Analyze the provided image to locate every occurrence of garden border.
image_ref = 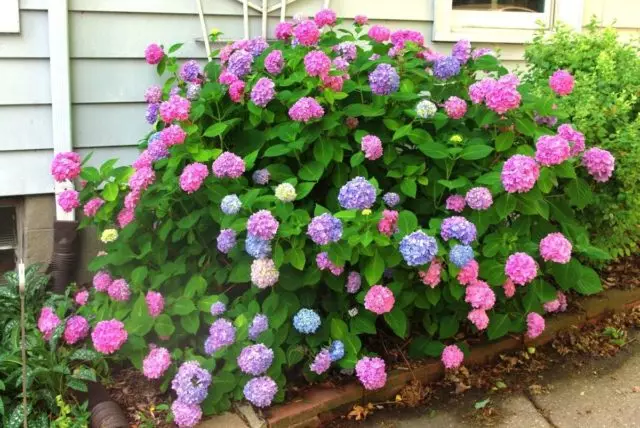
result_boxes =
[261,287,640,428]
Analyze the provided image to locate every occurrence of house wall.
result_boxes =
[0,0,638,281]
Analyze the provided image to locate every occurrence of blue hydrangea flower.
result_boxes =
[171,361,211,405]
[245,234,272,259]
[449,244,475,267]
[440,216,477,245]
[179,60,201,83]
[329,340,345,362]
[243,376,277,408]
[399,231,438,266]
[368,63,400,95]
[433,56,461,80]
[382,192,400,207]
[338,176,376,210]
[220,194,242,215]
[293,308,321,334]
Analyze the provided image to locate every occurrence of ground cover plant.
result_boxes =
[524,20,640,258]
[47,9,615,427]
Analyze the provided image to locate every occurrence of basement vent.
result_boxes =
[0,206,17,251]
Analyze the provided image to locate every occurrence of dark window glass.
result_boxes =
[452,0,545,12]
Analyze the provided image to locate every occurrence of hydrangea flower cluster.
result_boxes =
[441,345,464,369]
[293,308,321,334]
[465,280,496,310]
[338,177,376,210]
[238,344,274,375]
[445,195,466,212]
[288,97,325,122]
[250,258,279,288]
[58,190,80,213]
[364,285,395,315]
[377,209,399,237]
[51,152,81,182]
[143,346,171,379]
[74,290,89,306]
[212,152,245,178]
[505,253,538,285]
[433,56,461,80]
[469,74,521,114]
[205,319,236,354]
[264,50,284,75]
[172,361,211,406]
[355,356,387,390]
[400,231,438,266]
[243,376,278,408]
[220,194,242,215]
[449,244,475,268]
[210,301,226,317]
[535,135,570,166]
[38,307,60,340]
[307,213,343,245]
[440,216,476,245]
[539,233,572,264]
[249,314,269,340]
[346,271,362,294]
[217,228,237,254]
[549,69,574,96]
[250,77,276,107]
[444,96,467,119]
[369,63,400,95]
[501,155,540,193]
[465,187,493,210]
[179,163,209,193]
[108,279,131,302]
[310,349,332,375]
[361,134,383,160]
[145,291,164,317]
[526,312,546,339]
[382,192,400,207]
[92,320,128,354]
[275,183,297,202]
[419,259,442,288]
[247,210,279,240]
[245,235,272,259]
[416,99,437,119]
[543,291,568,313]
[582,147,615,182]
[368,25,391,43]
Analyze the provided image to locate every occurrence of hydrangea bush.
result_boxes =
[51,10,614,426]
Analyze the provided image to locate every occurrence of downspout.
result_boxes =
[48,2,127,426]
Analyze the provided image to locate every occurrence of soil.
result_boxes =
[601,254,640,290]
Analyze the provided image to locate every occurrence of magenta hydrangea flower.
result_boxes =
[457,260,479,285]
[294,20,320,46]
[314,8,336,27]
[83,197,104,217]
[212,152,245,178]
[219,70,238,85]
[63,315,89,345]
[557,124,585,156]
[316,252,344,276]
[467,309,489,331]
[465,187,493,210]
[485,79,521,114]
[505,252,537,285]
[117,208,135,229]
[161,124,187,146]
[244,376,278,408]
[441,344,464,369]
[143,346,171,379]
[93,271,112,292]
[346,271,362,294]
[251,258,279,288]
[549,69,574,96]
[146,291,165,317]
[304,50,331,77]
[229,80,246,103]
[128,167,156,192]
[503,278,516,298]
[543,291,568,313]
[264,50,284,75]
[444,96,467,119]
[307,213,343,245]
[539,233,572,264]
[446,195,466,212]
[57,190,79,213]
[275,22,293,40]
[310,349,332,375]
[419,259,442,288]
[465,280,496,310]
[368,25,390,43]
[171,401,202,428]
[144,43,164,64]
[108,279,131,302]
[526,312,545,339]
[364,285,395,315]
[179,163,209,193]
[250,77,276,107]
[355,356,387,390]
[74,290,89,306]
[51,152,81,182]
[92,319,128,354]
[237,344,274,375]
[354,14,368,25]
[377,209,399,237]
[535,135,571,166]
[471,48,494,59]
[144,85,162,103]
[582,147,615,182]
[289,97,324,122]
[38,307,61,340]
[361,135,383,160]
[468,78,495,104]
[159,95,190,123]
[390,29,424,48]
[132,150,153,170]
[247,210,279,240]
[501,155,540,193]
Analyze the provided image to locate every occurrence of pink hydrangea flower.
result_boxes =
[264,50,284,75]
[321,74,344,91]
[128,167,156,191]
[143,346,171,379]
[247,210,279,240]
[108,279,131,302]
[549,69,574,96]
[535,135,571,166]
[558,124,585,156]
[364,285,395,315]
[74,290,89,306]
[457,260,479,285]
[64,315,90,345]
[51,152,81,182]
[539,233,572,264]
[229,81,246,103]
[212,152,245,178]
[468,309,489,330]
[446,195,466,212]
[38,307,61,340]
[465,187,493,210]
[316,252,344,276]
[93,271,112,292]
[145,43,164,64]
[92,320,128,354]
[57,190,79,213]
[275,22,294,40]
[361,134,383,160]
[505,252,537,285]
[501,155,540,193]
[144,85,162,103]
[465,280,496,310]
[218,70,238,85]
[419,259,442,288]
[83,197,105,217]
[444,96,467,119]
[294,20,320,46]
[368,25,391,43]
[314,8,337,27]
[354,15,368,25]
[132,150,153,170]
[485,79,521,114]
[377,209,398,237]
[543,291,568,313]
[304,50,331,77]
[441,344,464,369]
[124,190,141,210]
[161,124,187,146]
[159,95,190,123]
[355,356,387,390]
[117,208,135,228]
[390,30,424,49]
[503,278,516,298]
[468,78,496,104]
[582,147,615,182]
[526,312,545,339]
[251,77,276,107]
[346,117,359,129]
[146,291,165,317]
[289,97,324,123]
[180,163,209,193]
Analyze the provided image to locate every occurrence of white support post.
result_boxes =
[48,0,75,221]
[323,0,330,9]
[280,0,286,22]
[243,0,249,39]
[262,0,268,38]
[195,0,212,61]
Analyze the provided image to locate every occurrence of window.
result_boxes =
[0,204,19,274]
[433,0,583,43]
[0,0,20,33]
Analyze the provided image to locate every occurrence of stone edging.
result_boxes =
[262,287,640,428]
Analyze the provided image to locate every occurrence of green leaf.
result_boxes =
[102,182,119,202]
[296,182,315,199]
[72,367,97,382]
[438,315,459,339]
[495,131,514,152]
[495,194,516,220]
[460,144,494,160]
[400,178,417,198]
[364,251,385,286]
[531,279,558,303]
[70,349,100,361]
[66,378,88,392]
[330,318,349,339]
[184,275,207,298]
[171,298,196,315]
[487,313,510,340]
[384,308,408,338]
[515,117,536,137]
[204,122,227,138]
[397,211,418,236]
[392,124,413,141]
[298,161,324,181]
[181,312,201,334]
[417,141,449,159]
[537,168,557,193]
[480,259,506,286]
[264,144,291,157]
[350,312,377,335]
[313,139,334,166]
[213,372,236,393]
[126,294,153,335]
[80,166,101,182]
[566,178,594,209]
[286,345,305,366]
[350,151,365,167]
[288,248,306,270]
[229,262,250,283]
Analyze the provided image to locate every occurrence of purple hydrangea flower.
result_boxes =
[369,63,400,95]
[147,134,169,160]
[307,213,343,245]
[171,361,212,405]
[264,50,284,75]
[145,103,159,124]
[451,39,471,64]
[338,176,376,210]
[245,234,272,258]
[465,187,493,210]
[310,349,332,375]
[433,56,461,80]
[248,37,269,57]
[252,168,270,185]
[144,85,162,103]
[210,301,226,316]
[179,60,201,83]
[249,314,269,340]
[216,228,237,254]
[346,271,361,294]
[243,376,277,408]
[250,77,276,107]
[205,319,236,354]
[237,344,274,375]
[247,210,279,240]
[288,97,324,122]
[186,83,201,100]
[171,401,202,428]
[227,49,253,77]
[383,192,400,207]
[220,194,242,215]
[440,216,477,244]
[399,231,438,266]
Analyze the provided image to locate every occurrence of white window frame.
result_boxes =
[0,0,20,33]
[433,0,584,43]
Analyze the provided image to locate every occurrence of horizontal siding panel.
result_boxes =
[73,104,149,148]
[0,10,49,58]
[77,146,139,170]
[288,0,434,21]
[0,150,53,196]
[0,59,50,105]
[22,0,255,15]
[0,105,52,150]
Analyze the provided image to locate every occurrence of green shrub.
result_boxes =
[524,20,640,257]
